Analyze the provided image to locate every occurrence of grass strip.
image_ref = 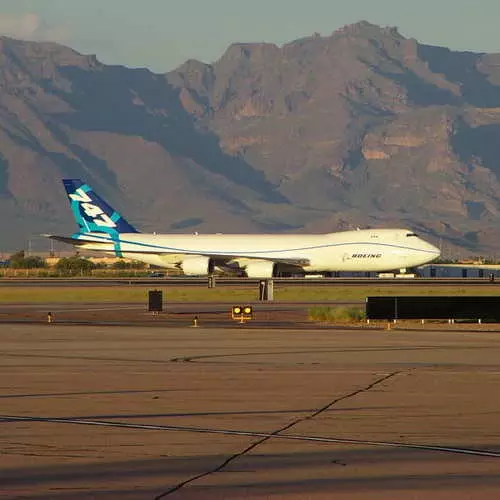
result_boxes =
[308,306,366,322]
[0,285,498,303]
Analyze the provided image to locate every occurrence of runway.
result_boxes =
[1,325,500,499]
[0,301,359,330]
[0,277,499,287]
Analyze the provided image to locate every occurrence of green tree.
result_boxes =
[9,250,25,268]
[8,251,46,269]
[21,256,46,269]
[56,256,96,274]
[112,259,146,270]
[112,260,132,270]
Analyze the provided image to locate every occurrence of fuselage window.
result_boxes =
[406,233,418,237]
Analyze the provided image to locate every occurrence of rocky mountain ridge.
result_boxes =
[1,21,500,256]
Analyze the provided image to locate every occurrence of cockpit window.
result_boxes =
[406,233,418,237]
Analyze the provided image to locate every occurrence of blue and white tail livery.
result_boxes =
[50,178,440,276]
[63,179,138,235]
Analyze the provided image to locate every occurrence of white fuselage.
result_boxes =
[75,228,440,273]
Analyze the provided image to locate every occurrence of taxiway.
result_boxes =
[1,325,500,499]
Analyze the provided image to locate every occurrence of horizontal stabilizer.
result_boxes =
[45,235,90,246]
[45,234,113,250]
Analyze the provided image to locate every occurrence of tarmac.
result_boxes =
[1,322,500,499]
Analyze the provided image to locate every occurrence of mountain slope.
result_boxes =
[2,22,500,255]
[166,22,500,254]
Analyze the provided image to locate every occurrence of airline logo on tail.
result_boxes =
[63,179,138,235]
[68,187,117,228]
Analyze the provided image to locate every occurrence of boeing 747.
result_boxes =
[48,179,440,277]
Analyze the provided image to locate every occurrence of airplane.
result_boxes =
[47,179,441,277]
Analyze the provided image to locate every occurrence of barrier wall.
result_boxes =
[366,296,500,321]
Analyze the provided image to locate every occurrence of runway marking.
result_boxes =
[169,345,488,363]
[35,306,144,313]
[2,413,500,459]
[12,371,499,498]
[150,369,496,498]
[0,346,466,368]
[0,389,182,399]
[0,352,169,364]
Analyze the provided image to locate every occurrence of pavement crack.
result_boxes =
[154,371,400,498]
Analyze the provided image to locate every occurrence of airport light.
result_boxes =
[232,305,253,323]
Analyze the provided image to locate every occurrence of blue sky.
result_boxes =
[1,0,500,73]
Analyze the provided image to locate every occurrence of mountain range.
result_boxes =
[1,21,500,256]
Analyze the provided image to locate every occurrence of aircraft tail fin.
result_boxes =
[62,179,139,234]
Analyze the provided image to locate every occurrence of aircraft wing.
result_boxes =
[220,255,310,266]
[46,235,310,266]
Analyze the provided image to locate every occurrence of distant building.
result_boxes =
[419,264,500,278]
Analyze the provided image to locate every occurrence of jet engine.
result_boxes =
[181,256,214,276]
[245,260,275,278]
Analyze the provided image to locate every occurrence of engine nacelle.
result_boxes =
[245,260,275,278]
[181,256,214,276]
